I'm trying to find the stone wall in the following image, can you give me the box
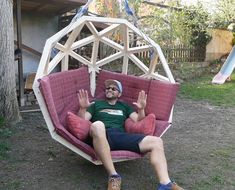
[168,62,211,81]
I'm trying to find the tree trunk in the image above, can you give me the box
[0,0,21,123]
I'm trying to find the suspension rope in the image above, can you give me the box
[123,0,155,61]
[71,0,93,23]
[53,0,155,62]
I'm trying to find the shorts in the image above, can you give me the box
[86,128,146,153]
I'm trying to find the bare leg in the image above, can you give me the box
[90,121,117,175]
[139,136,171,184]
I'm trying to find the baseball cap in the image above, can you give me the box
[105,79,123,93]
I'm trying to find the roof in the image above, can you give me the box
[14,0,87,16]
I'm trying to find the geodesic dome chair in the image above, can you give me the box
[33,15,179,165]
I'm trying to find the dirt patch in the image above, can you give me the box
[0,97,235,190]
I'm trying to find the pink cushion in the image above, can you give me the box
[125,114,156,135]
[147,80,179,121]
[154,120,170,137]
[40,67,92,126]
[40,67,97,159]
[66,112,91,141]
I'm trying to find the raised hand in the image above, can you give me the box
[133,90,147,110]
[77,89,91,109]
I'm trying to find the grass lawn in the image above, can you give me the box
[0,117,12,160]
[179,73,235,107]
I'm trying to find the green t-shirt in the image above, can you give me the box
[87,100,134,131]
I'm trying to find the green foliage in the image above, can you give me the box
[127,0,142,15]
[94,0,121,17]
[133,1,211,48]
[0,142,10,160]
[211,0,235,29]
[0,116,6,127]
[180,73,235,107]
[94,1,212,48]
[0,116,12,160]
[174,3,211,47]
[232,32,235,46]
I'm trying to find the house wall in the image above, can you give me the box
[205,29,233,61]
[14,12,58,79]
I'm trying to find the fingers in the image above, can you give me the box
[77,89,88,100]
[138,90,147,101]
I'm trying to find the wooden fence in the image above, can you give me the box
[68,37,206,69]
[132,43,206,63]
[162,44,206,63]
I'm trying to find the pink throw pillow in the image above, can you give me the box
[125,114,156,135]
[66,112,91,141]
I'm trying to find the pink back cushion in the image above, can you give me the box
[147,80,179,121]
[95,70,179,121]
[40,67,92,126]
[39,67,96,159]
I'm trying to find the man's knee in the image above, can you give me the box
[139,136,164,152]
[90,121,106,138]
[152,137,164,148]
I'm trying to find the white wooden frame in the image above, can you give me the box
[33,16,176,164]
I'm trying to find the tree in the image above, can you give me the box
[135,1,211,47]
[0,0,21,123]
[175,3,211,47]
[211,0,235,29]
[94,0,121,17]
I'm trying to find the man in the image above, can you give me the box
[77,79,184,190]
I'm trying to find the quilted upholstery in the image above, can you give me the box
[40,67,96,159]
[39,67,179,161]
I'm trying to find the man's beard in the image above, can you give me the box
[106,94,118,101]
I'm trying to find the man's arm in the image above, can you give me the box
[77,89,92,120]
[78,107,92,120]
[129,90,147,122]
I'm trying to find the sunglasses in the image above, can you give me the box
[106,87,119,91]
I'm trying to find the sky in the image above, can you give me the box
[181,0,218,7]
[181,0,218,12]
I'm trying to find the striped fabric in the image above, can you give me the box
[40,67,96,159]
[39,67,179,161]
[147,80,179,121]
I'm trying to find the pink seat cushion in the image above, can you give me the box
[66,112,91,141]
[125,114,156,135]
[154,120,170,137]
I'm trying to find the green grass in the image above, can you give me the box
[0,116,12,160]
[180,73,235,107]
[0,180,21,190]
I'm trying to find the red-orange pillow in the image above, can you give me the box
[66,112,91,141]
[125,114,156,135]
